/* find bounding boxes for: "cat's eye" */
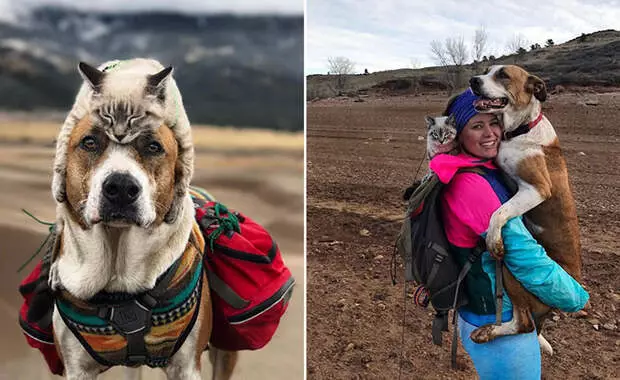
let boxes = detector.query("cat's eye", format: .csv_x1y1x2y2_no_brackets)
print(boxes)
128,114,143,126
99,112,113,125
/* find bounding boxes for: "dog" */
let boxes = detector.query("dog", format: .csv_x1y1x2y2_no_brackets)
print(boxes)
47,59,237,379
467,65,583,352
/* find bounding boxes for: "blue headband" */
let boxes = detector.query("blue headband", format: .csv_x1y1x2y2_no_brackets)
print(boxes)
448,88,479,134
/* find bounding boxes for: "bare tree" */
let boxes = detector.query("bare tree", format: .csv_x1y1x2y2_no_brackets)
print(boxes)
506,34,528,54
327,56,355,92
445,36,468,66
430,40,449,67
472,26,488,68
430,37,469,91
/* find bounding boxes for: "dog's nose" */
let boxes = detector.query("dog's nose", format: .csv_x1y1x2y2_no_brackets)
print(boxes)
470,77,482,94
102,173,141,206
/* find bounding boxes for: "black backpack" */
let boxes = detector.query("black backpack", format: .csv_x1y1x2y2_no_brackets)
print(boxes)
395,168,486,366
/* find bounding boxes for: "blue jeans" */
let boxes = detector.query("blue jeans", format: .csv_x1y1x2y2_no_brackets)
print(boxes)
458,313,541,380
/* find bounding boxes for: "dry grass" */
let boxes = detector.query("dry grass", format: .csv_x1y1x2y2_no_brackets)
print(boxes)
0,121,303,152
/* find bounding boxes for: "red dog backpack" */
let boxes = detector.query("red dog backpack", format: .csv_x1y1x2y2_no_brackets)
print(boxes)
191,188,295,351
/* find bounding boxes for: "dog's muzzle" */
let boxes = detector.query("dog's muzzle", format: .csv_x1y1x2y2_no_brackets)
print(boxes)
100,172,142,225
470,77,483,95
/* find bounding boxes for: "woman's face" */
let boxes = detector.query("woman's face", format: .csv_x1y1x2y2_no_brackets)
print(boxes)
458,113,502,159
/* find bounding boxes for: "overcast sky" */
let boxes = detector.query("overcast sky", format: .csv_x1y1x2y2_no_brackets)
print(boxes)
0,0,302,20
307,0,620,75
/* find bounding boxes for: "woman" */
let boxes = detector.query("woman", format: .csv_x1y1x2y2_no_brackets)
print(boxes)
429,88,589,379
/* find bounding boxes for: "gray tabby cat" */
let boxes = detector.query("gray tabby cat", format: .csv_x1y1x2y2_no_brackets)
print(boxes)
424,114,458,159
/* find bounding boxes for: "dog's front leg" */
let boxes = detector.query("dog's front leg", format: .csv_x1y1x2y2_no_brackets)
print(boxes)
164,321,202,380
487,155,552,258
53,309,104,380
210,348,238,380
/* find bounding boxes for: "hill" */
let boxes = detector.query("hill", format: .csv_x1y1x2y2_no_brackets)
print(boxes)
307,30,620,99
0,6,303,130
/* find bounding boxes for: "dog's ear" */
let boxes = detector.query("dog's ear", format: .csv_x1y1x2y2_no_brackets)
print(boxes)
146,66,173,102
527,75,547,102
78,62,104,92
424,116,435,129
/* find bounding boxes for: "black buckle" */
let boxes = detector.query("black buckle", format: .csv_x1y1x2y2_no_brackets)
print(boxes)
106,300,152,336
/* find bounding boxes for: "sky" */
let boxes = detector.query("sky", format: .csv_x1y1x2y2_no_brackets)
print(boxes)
307,0,620,75
0,0,302,21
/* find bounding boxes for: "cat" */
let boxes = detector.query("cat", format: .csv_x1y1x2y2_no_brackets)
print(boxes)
425,114,458,160
403,115,458,201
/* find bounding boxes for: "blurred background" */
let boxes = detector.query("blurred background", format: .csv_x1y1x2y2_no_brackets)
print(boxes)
0,1,304,379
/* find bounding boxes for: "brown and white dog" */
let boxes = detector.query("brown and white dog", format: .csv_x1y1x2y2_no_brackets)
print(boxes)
468,65,583,352
48,59,237,379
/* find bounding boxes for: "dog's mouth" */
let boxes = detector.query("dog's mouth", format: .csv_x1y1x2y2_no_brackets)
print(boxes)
473,97,509,112
99,208,142,228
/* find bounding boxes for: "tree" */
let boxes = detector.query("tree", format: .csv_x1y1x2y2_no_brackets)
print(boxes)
327,56,355,92
430,40,449,67
445,36,468,66
429,36,469,91
472,26,488,65
530,43,541,50
545,39,555,47
507,33,528,54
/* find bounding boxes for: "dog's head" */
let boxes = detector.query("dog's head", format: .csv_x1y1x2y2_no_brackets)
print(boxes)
469,65,547,114
54,60,191,229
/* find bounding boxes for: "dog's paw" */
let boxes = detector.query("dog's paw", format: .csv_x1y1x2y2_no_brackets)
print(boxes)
485,229,505,260
470,324,497,344
538,334,553,356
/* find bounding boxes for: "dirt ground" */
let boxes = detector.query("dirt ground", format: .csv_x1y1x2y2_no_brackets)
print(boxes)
0,124,304,379
307,92,620,379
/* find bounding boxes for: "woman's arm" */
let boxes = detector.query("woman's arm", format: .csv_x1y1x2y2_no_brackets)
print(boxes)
493,217,589,312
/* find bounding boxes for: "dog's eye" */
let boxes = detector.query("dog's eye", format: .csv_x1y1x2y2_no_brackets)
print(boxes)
146,141,164,154
80,135,99,152
497,69,509,79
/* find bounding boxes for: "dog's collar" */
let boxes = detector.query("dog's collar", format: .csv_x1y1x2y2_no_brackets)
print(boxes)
55,221,205,368
504,112,543,139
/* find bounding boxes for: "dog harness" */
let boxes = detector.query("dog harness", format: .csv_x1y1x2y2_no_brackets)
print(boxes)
55,222,205,368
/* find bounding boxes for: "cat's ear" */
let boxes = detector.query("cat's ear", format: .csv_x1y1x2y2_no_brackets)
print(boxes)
446,114,456,127
425,116,435,129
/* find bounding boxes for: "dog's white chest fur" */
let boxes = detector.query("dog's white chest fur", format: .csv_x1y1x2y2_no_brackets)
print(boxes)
52,195,194,299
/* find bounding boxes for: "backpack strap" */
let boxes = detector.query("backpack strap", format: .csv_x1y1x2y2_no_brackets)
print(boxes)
448,238,486,369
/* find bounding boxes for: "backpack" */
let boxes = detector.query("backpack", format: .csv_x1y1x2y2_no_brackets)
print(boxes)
18,187,294,374
190,187,295,351
395,168,486,363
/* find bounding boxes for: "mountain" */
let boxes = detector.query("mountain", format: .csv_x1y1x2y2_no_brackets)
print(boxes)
0,6,303,130
307,30,620,99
